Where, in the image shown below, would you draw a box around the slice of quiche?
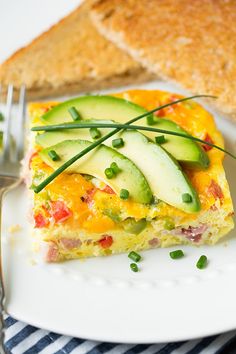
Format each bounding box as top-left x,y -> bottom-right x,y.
27,90 -> 234,262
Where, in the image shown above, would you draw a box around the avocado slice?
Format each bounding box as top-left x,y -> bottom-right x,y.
144,119 -> 209,169
39,95 -> 209,169
39,140 -> 153,204
40,95 -> 150,124
114,130 -> 200,213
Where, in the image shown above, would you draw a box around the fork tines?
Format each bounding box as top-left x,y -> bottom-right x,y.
0,84 -> 26,164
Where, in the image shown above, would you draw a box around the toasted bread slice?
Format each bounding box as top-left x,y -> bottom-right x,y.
91,0 -> 236,121
0,0 -> 152,100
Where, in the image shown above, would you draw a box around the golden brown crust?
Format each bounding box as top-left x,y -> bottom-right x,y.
91,0 -> 236,121
0,0 -> 152,100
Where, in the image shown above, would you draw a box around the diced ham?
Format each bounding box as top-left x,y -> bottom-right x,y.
148,238 -> 159,247
210,204 -> 218,211
46,243 -> 59,262
154,95 -> 178,117
28,151 -> 38,168
202,133 -> 214,152
98,235 -> 113,249
178,224 -> 208,243
154,108 -> 166,117
60,238 -> 82,250
101,185 -> 115,194
81,188 -> 96,205
34,212 -> 49,228
208,180 -> 224,201
49,200 -> 72,223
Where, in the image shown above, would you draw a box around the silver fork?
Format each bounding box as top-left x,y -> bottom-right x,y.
0,84 -> 26,354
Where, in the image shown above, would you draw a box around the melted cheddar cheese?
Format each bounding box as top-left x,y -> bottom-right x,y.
29,90 -> 233,235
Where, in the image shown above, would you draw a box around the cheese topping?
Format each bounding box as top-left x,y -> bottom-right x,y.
29,90 -> 233,233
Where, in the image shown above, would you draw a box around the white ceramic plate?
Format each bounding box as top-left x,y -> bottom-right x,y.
1,0 -> 236,344
2,80 -> 236,343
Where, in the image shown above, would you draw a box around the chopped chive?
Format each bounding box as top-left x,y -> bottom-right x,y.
105,167 -> 114,179
120,189 -> 129,200
130,263 -> 139,272
48,150 -> 60,161
146,115 -> 157,126
112,138 -> 124,148
110,162 -> 121,174
90,127 -> 101,139
68,106 -> 81,121
155,135 -> 166,144
32,95 -> 218,193
170,250 -> 184,259
182,193 -> 193,203
128,251 -> 141,262
196,255 -> 208,269
0,112 -> 4,121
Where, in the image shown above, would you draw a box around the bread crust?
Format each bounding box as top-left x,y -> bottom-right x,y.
0,0 -> 152,100
91,0 -> 236,121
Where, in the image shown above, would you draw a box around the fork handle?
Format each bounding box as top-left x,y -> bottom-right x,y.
0,190 -> 7,354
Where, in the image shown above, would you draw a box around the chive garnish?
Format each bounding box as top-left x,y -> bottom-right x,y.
182,193 -> 193,203
130,263 -> 139,272
68,107 -> 81,121
32,122 -> 236,160
110,162 -> 121,174
105,168 -> 114,179
196,255 -> 208,269
0,112 -> 4,121
32,95 -> 217,193
112,138 -> 124,148
146,115 -> 156,126
90,127 -> 101,139
128,251 -> 142,262
120,189 -> 129,200
48,150 -> 60,161
170,250 -> 184,259
155,135 -> 166,144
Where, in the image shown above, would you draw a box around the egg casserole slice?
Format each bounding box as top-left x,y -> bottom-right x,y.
27,90 -> 234,262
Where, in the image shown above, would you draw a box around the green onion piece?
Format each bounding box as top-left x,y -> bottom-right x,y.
103,209 -> 121,223
146,115 -> 157,126
182,193 -> 193,203
112,138 -> 124,148
90,127 -> 101,139
130,263 -> 139,272
0,112 -> 4,121
155,135 -> 166,144
110,162 -> 121,174
170,250 -> 184,259
48,150 -> 60,161
68,107 -> 81,121
128,251 -> 142,262
163,217 -> 175,231
105,167 -> 114,179
196,255 -> 208,269
120,189 -> 129,200
32,95 -> 217,193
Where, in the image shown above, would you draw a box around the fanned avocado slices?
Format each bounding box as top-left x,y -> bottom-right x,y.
39,95 -> 209,168
39,139 -> 153,204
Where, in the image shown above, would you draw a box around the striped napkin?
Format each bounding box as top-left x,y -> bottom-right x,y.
4,316 -> 236,354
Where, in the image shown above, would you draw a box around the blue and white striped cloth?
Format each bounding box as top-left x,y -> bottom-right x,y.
4,316 -> 236,354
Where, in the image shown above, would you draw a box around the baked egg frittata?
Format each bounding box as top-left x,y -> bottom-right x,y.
27,90 -> 234,262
